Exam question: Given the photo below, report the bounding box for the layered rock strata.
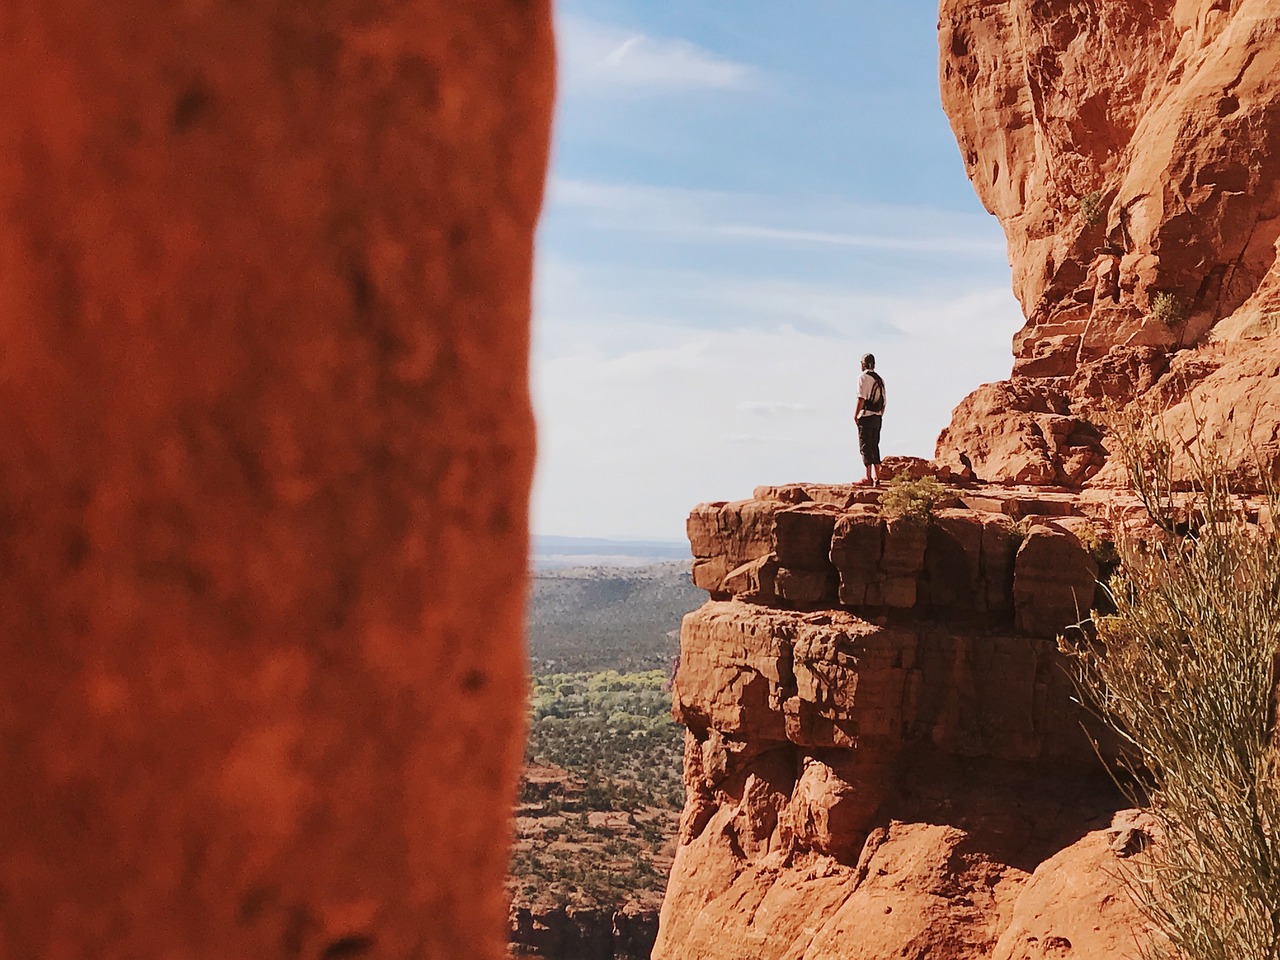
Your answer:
[935,0,1280,487]
[655,481,1148,960]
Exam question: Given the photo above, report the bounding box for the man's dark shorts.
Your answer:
[857,414,882,466]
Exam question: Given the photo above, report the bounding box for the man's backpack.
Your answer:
[864,372,885,414]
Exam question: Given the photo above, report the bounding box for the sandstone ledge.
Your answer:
[688,479,1111,639]
[656,479,1149,959]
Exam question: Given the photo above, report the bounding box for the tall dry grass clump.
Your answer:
[1067,407,1280,960]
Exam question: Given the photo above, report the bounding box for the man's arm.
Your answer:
[855,396,864,418]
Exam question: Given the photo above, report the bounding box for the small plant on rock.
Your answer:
[1076,521,1119,566]
[1080,189,1107,225]
[1150,291,1189,327]
[878,475,944,525]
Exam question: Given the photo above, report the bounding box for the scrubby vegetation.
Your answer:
[526,561,699,672]
[1080,189,1106,225]
[879,474,945,525]
[527,670,685,809]
[1150,291,1189,327]
[1067,413,1280,960]
[509,669,685,908]
[1075,520,1120,566]
[512,560,698,915]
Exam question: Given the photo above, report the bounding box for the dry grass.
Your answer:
[1065,410,1280,960]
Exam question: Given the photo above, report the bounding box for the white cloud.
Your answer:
[546,178,1008,259]
[739,401,818,417]
[530,268,1024,540]
[557,15,757,96]
[531,176,1022,540]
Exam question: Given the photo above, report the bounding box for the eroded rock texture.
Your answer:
[936,0,1280,486]
[658,4,1280,954]
[655,482,1150,960]
[941,0,1280,363]
[0,3,553,959]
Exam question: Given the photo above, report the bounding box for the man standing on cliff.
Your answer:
[855,353,886,486]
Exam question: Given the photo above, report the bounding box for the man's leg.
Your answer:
[857,417,873,483]
[868,416,883,486]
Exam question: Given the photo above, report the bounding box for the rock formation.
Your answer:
[936,0,1280,487]
[654,479,1156,958]
[0,3,552,959]
[654,5,1280,953]
[509,902,659,960]
[655,4,1280,954]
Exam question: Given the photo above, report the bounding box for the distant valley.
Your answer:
[532,535,692,571]
[526,551,700,674]
[510,549,703,958]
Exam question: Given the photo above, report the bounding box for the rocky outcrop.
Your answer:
[936,0,1280,486]
[509,902,659,960]
[654,482,1147,959]
[933,379,1107,486]
[940,0,1280,366]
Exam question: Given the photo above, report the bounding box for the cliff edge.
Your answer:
[653,479,1155,959]
[652,2,1280,954]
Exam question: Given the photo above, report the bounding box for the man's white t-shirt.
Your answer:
[857,371,885,419]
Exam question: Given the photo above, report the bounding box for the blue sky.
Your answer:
[532,1,1024,540]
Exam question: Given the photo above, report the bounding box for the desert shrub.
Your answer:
[878,475,944,525]
[1080,189,1107,225]
[1065,413,1280,960]
[1150,291,1189,327]
[1075,521,1119,566]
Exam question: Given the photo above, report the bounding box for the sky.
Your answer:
[531,1,1025,541]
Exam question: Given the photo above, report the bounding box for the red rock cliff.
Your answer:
[935,0,1280,486]
[653,479,1155,960]
[655,5,1280,955]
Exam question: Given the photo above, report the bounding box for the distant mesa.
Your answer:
[533,535,693,570]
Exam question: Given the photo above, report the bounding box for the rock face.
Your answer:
[654,483,1148,960]
[509,902,659,960]
[657,4,1280,954]
[0,4,552,959]
[936,0,1280,486]
[941,0,1280,366]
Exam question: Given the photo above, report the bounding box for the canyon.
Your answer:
[653,1,1280,957]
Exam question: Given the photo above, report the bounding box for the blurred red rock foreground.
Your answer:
[0,3,553,959]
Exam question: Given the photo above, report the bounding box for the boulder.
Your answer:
[1013,524,1100,638]
[689,500,780,594]
[934,380,1106,488]
[786,755,894,861]
[689,501,841,599]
